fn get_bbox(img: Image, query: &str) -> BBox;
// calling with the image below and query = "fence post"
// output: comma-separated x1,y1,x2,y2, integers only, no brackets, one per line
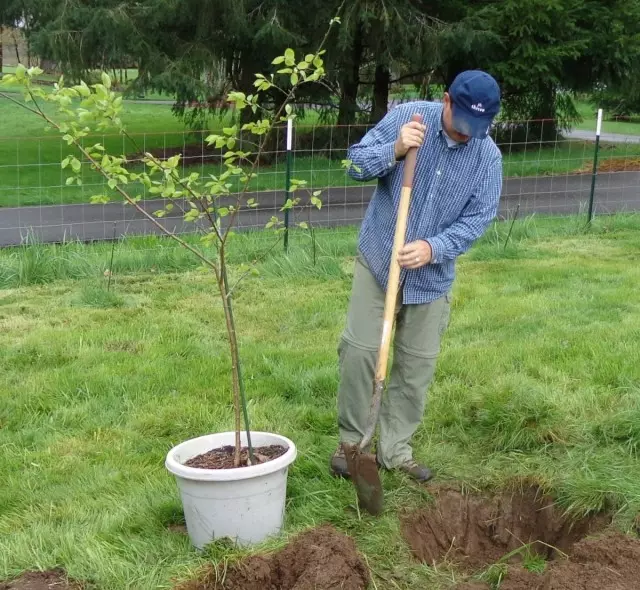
587,108,603,225
283,118,293,253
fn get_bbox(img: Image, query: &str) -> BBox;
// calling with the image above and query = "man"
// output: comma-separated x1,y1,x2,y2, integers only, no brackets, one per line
331,70,503,482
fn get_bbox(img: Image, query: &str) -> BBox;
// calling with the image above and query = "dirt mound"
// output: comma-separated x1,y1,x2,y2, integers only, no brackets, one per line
0,569,84,590
456,531,640,589
575,156,640,174
401,486,608,571
176,525,369,590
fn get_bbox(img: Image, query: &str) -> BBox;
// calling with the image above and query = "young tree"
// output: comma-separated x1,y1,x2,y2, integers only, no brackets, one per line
0,15,345,468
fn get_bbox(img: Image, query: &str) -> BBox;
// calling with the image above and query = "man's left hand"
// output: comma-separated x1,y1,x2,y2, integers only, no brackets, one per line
398,240,432,269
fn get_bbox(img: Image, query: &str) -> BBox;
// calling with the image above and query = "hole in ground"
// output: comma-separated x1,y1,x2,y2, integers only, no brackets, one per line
175,524,369,590
455,531,640,589
401,485,610,572
0,569,85,590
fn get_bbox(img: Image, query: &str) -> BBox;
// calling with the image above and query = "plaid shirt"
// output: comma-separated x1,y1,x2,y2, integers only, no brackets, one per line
347,101,503,304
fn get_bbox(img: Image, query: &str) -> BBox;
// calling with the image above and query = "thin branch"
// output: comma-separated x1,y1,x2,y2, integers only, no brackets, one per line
225,232,284,298
0,91,43,117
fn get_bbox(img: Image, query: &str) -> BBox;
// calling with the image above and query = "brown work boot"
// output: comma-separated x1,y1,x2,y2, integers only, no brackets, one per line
396,460,433,482
329,445,350,479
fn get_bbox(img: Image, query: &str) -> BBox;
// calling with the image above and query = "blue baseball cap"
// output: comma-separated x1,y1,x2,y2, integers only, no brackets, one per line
448,70,501,139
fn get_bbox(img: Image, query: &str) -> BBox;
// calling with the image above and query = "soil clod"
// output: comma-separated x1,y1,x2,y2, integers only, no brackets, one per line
401,486,608,571
184,445,286,470
176,524,369,590
0,569,84,590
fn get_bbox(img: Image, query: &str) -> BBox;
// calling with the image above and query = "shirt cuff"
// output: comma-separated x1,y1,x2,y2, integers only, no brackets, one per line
426,236,445,264
379,142,397,175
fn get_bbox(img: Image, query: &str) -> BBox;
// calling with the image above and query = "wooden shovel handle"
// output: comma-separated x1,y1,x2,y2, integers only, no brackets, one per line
359,114,423,451
375,113,423,382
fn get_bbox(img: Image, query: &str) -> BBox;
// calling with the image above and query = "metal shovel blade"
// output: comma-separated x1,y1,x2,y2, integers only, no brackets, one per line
342,442,384,516
341,380,385,516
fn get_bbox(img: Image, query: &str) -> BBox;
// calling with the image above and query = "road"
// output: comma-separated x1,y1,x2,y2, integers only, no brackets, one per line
1,171,639,246
566,130,640,144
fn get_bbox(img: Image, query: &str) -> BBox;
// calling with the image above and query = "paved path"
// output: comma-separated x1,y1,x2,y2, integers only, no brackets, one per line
566,130,640,144
1,172,639,246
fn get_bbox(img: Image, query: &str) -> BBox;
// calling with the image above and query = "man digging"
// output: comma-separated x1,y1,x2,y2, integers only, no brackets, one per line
331,70,503,483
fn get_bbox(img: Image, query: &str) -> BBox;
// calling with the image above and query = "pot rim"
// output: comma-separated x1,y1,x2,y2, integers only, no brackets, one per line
165,431,297,482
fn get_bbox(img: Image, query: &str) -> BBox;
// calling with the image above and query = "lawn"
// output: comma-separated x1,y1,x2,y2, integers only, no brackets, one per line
1,214,640,588
574,99,640,136
4,91,640,209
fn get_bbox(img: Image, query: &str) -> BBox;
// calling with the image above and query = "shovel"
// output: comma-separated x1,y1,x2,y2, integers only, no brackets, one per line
342,113,423,516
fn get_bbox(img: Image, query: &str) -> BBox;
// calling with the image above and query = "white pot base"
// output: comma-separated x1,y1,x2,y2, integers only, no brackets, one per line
165,431,297,549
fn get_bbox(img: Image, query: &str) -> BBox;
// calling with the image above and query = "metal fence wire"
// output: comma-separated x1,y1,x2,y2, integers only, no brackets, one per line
1,112,639,248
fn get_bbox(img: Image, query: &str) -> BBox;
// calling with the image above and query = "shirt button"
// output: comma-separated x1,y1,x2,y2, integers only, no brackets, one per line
388,162,394,167
436,170,441,175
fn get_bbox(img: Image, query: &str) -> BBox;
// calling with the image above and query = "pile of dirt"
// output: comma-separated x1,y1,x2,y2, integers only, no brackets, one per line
575,156,640,174
456,531,640,589
176,525,369,590
401,486,608,571
0,569,84,590
184,445,287,469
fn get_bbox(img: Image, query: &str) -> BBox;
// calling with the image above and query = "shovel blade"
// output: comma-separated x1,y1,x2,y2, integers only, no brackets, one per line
342,442,384,515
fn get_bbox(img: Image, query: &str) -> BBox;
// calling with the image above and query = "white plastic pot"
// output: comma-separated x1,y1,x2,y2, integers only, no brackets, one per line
165,431,297,550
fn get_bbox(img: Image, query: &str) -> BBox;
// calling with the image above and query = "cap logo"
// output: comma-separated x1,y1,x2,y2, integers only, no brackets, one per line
471,103,485,112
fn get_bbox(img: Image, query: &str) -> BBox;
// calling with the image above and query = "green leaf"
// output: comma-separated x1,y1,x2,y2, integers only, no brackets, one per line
284,48,295,66
15,64,27,80
90,195,111,204
61,157,71,170
290,72,299,85
108,179,118,190
311,196,322,210
101,72,111,89
277,68,293,74
272,56,285,65
184,209,201,222
217,207,229,217
298,221,309,229
305,54,315,63
70,158,81,173
297,62,309,70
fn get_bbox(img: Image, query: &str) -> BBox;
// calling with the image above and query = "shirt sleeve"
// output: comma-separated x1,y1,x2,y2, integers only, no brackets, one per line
426,155,503,263
345,107,400,182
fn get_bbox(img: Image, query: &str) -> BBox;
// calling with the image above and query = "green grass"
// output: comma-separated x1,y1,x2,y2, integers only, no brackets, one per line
574,99,640,136
1,215,640,588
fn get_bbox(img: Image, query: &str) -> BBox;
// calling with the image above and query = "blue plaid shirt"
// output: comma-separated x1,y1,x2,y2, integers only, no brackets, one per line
347,101,503,304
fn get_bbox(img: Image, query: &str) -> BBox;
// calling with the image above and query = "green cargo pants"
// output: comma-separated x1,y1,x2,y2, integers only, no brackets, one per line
337,253,451,469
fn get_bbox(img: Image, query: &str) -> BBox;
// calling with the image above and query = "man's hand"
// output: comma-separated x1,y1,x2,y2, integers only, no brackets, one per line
394,120,426,160
398,240,432,269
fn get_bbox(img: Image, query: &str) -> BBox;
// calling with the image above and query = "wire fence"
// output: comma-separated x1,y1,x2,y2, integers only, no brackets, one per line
1,116,640,248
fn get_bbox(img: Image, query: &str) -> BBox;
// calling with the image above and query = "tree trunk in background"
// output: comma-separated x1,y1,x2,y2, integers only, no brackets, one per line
533,84,557,143
369,63,390,124
11,28,21,64
337,23,364,127
0,27,4,72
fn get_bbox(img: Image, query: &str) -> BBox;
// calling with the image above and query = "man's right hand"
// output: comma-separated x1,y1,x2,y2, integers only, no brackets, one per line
394,119,427,160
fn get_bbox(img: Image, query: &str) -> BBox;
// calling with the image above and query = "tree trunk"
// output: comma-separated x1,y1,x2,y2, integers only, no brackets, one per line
11,28,21,64
337,24,364,127
218,250,244,468
534,84,557,144
369,63,390,124
0,27,4,72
